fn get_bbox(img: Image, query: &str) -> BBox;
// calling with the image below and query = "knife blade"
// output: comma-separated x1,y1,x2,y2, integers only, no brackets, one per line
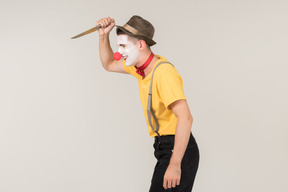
71,25,102,39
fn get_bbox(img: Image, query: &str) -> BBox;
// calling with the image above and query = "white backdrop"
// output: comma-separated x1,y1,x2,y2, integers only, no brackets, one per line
1,0,287,191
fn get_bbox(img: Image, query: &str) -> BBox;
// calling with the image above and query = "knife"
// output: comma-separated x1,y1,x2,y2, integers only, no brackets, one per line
71,25,102,39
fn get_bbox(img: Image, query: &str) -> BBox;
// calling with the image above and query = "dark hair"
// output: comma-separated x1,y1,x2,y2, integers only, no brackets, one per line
116,28,126,35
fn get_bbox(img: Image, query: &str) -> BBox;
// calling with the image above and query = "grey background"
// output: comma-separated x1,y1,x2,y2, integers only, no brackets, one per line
1,0,287,191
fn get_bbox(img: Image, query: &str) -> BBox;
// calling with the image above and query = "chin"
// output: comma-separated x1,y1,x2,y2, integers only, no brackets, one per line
125,61,135,67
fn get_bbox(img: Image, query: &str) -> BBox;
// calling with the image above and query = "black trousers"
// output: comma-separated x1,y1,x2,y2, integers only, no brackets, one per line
149,132,199,192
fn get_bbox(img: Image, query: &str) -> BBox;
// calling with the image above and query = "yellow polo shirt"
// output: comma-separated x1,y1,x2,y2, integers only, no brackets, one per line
123,55,186,137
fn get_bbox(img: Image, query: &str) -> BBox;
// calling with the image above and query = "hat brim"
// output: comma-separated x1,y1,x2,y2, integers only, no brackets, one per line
116,25,156,46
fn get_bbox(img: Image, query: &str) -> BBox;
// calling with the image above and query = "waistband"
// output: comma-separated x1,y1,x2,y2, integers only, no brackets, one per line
154,134,175,143
154,132,195,143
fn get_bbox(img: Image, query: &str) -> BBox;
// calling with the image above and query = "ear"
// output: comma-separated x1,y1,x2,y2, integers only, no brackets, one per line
138,40,147,50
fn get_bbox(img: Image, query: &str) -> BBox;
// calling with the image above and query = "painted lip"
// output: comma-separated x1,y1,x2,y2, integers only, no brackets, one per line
122,55,128,61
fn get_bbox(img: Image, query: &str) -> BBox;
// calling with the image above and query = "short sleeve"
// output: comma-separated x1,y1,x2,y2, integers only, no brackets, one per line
155,65,186,108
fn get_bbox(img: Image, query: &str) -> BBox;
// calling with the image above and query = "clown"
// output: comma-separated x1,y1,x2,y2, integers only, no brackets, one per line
96,15,199,192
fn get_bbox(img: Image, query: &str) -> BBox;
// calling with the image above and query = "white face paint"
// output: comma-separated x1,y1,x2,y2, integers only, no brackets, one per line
116,35,140,66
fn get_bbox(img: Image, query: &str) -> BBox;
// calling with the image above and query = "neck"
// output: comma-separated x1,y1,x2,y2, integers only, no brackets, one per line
135,51,159,78
143,54,158,78
135,51,152,68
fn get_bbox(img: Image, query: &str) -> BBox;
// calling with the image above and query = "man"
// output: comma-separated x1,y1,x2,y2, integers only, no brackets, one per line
96,15,199,192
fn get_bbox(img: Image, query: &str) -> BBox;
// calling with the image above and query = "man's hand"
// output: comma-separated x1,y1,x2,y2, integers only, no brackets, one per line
163,163,181,189
96,17,115,36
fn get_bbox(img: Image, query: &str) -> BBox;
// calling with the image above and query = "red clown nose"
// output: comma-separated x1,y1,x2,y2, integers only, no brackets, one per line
113,52,122,61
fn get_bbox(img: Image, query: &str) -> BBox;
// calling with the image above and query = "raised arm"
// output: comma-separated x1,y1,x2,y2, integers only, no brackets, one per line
96,17,127,73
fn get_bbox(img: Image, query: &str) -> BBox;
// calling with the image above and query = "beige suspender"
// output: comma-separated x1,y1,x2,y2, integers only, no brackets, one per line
147,61,174,137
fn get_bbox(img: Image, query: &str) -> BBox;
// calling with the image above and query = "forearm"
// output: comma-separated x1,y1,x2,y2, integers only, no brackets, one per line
99,34,114,70
169,116,193,166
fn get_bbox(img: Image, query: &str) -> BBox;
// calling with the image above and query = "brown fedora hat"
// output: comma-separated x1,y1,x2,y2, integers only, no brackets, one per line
116,15,156,46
